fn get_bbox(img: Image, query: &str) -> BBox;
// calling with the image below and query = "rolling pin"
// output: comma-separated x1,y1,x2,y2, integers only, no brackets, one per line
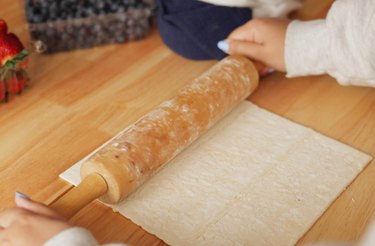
49,55,259,218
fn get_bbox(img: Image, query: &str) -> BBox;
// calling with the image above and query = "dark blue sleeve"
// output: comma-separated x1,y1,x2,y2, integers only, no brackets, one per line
155,0,252,60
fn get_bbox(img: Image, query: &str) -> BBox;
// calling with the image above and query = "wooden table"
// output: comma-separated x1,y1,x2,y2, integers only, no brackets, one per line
1,1,374,245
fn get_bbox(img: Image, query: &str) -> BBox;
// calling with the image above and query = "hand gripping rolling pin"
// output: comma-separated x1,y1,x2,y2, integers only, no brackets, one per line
49,55,259,218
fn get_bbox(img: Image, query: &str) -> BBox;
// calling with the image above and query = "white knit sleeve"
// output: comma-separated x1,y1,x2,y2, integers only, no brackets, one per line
196,0,302,17
285,0,375,87
196,0,253,8
359,221,375,246
43,227,127,246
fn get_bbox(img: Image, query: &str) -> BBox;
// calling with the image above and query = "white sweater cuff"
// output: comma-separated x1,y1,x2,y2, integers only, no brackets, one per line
43,227,100,246
285,20,329,78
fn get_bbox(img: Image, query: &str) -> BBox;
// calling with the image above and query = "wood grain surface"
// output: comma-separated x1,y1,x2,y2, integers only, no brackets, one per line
1,0,374,245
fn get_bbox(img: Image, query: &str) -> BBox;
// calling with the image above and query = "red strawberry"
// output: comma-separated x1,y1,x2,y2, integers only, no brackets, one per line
0,19,7,35
6,74,18,94
0,80,6,102
6,72,27,94
0,19,29,102
16,71,28,93
0,19,25,65
19,59,29,69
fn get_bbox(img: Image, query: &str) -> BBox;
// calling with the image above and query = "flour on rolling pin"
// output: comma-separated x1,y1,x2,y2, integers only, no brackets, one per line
78,56,258,203
59,55,371,245
61,101,372,246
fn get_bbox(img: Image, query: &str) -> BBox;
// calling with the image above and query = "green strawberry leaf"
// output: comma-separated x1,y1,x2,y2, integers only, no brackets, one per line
5,61,15,69
13,50,28,61
19,49,29,56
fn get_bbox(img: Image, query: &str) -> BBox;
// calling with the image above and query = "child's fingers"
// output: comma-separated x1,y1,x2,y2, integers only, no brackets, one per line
15,193,63,220
252,61,274,76
227,39,264,62
0,208,26,228
227,23,256,42
260,67,276,77
228,19,267,44
252,60,266,74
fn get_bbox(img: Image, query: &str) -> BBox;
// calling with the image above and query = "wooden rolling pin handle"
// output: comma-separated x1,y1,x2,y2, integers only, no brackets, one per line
49,173,108,219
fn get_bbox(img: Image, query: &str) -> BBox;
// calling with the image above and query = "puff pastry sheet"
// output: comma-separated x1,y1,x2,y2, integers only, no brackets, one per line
61,101,372,246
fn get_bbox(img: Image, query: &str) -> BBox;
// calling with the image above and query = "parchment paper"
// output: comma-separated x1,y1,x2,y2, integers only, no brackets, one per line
61,101,372,246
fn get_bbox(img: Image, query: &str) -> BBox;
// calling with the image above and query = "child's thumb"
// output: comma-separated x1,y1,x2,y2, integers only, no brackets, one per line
15,192,64,220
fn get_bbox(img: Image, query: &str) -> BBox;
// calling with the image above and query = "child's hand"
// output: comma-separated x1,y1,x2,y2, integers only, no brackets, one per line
218,18,290,72
0,193,71,246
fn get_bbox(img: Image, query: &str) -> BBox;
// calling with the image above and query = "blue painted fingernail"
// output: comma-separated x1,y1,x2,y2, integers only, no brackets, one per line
217,40,229,53
15,191,30,200
267,68,276,74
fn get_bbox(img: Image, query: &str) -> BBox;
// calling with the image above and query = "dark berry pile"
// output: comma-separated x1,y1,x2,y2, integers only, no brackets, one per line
24,0,154,53
25,0,153,23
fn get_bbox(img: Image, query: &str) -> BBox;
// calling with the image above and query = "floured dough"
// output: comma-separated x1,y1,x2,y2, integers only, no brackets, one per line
61,101,372,246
